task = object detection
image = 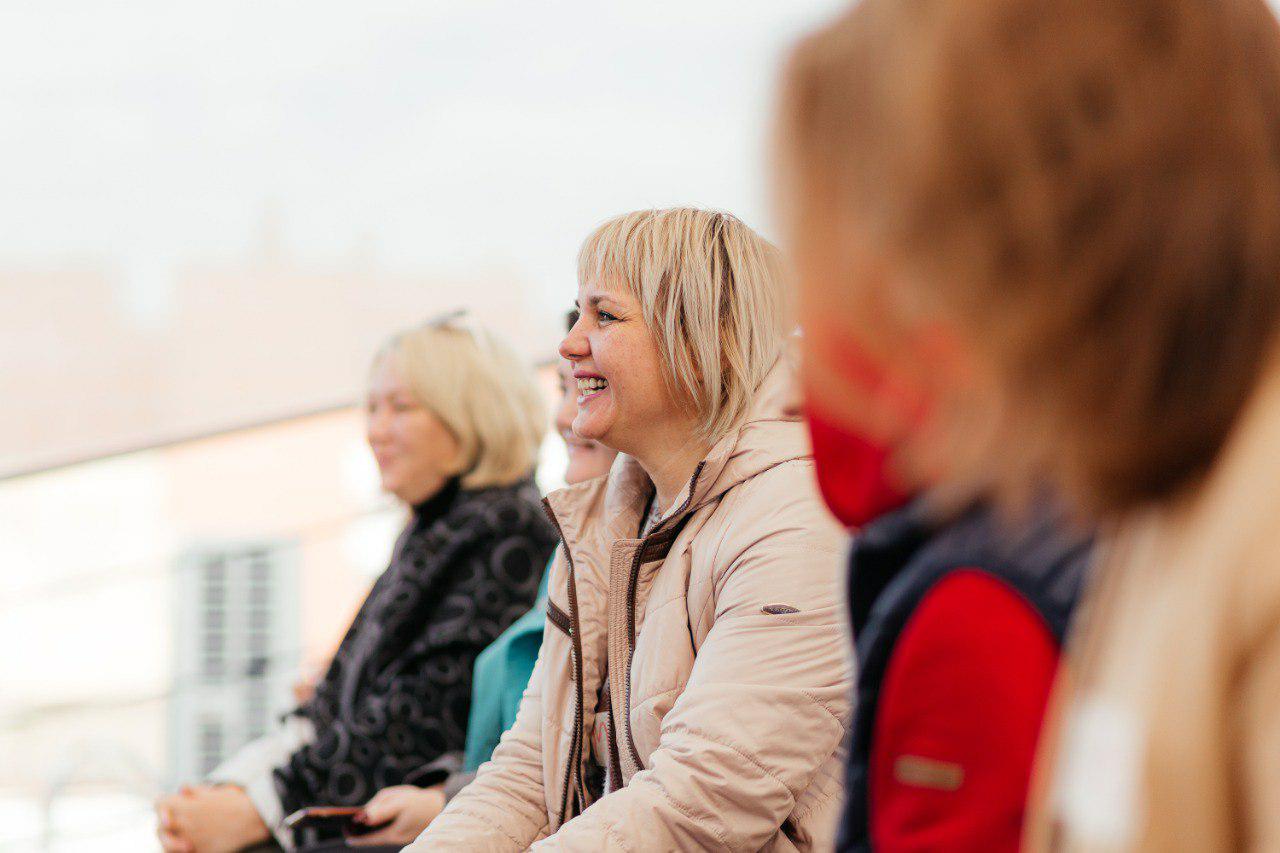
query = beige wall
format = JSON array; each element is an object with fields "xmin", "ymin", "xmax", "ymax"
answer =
[{"xmin": 2, "ymin": 249, "xmax": 558, "ymax": 480}]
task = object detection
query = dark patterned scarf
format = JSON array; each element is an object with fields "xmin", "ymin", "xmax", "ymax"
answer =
[{"xmin": 273, "ymin": 475, "xmax": 557, "ymax": 820}]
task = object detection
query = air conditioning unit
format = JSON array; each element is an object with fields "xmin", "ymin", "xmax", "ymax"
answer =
[{"xmin": 167, "ymin": 541, "xmax": 299, "ymax": 785}]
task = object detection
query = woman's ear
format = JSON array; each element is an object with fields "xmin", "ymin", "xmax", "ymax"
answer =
[{"xmin": 779, "ymin": 338, "xmax": 805, "ymax": 420}]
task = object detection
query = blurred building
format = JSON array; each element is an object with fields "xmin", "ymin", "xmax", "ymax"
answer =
[
  {"xmin": 0, "ymin": 262, "xmax": 164, "ymax": 477},
  {"xmin": 0, "ymin": 223, "xmax": 558, "ymax": 481}
]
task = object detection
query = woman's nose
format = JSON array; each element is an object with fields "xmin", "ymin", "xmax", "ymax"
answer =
[
  {"xmin": 367, "ymin": 408, "xmax": 391, "ymax": 441},
  {"xmin": 559, "ymin": 322, "xmax": 588, "ymax": 361}
]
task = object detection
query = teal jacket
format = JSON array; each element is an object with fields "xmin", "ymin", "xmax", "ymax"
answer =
[{"xmin": 463, "ymin": 562, "xmax": 550, "ymax": 771}]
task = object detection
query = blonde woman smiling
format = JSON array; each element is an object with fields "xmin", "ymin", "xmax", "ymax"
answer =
[{"xmin": 409, "ymin": 208, "xmax": 851, "ymax": 851}]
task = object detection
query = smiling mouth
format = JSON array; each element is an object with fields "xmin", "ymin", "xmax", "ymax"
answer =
[{"xmin": 576, "ymin": 376, "xmax": 609, "ymax": 403}]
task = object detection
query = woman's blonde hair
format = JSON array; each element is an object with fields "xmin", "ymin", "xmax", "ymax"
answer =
[
  {"xmin": 373, "ymin": 317, "xmax": 546, "ymax": 489},
  {"xmin": 577, "ymin": 207, "xmax": 786, "ymax": 444},
  {"xmin": 777, "ymin": 0, "xmax": 1280, "ymax": 517}
]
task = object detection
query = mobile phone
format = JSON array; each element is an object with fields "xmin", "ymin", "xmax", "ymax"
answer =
[{"xmin": 283, "ymin": 805, "xmax": 386, "ymax": 838}]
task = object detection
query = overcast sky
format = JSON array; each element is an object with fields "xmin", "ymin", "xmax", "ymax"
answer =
[{"xmin": 0, "ymin": 0, "xmax": 844, "ymax": 326}]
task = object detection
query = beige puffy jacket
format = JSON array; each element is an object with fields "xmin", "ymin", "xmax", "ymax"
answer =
[
  {"xmin": 407, "ymin": 366, "xmax": 852, "ymax": 851},
  {"xmin": 1025, "ymin": 358, "xmax": 1280, "ymax": 851}
]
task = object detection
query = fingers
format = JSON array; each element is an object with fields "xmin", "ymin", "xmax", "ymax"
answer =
[
  {"xmin": 358, "ymin": 795, "xmax": 401, "ymax": 826},
  {"xmin": 155, "ymin": 819, "xmax": 193, "ymax": 853},
  {"xmin": 351, "ymin": 785, "xmax": 443, "ymax": 847},
  {"xmin": 155, "ymin": 798, "xmax": 177, "ymax": 833},
  {"xmin": 157, "ymin": 828, "xmax": 193, "ymax": 853},
  {"xmin": 347, "ymin": 822, "xmax": 411, "ymax": 848},
  {"xmin": 155, "ymin": 791, "xmax": 196, "ymax": 852},
  {"xmin": 346, "ymin": 830, "xmax": 391, "ymax": 847},
  {"xmin": 360, "ymin": 784, "xmax": 415, "ymax": 825}
]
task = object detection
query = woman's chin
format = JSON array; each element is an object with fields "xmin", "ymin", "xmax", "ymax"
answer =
[
  {"xmin": 380, "ymin": 473, "xmax": 407, "ymax": 500},
  {"xmin": 571, "ymin": 415, "xmax": 609, "ymax": 444}
]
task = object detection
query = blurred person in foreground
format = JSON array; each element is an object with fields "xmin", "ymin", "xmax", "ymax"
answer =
[
  {"xmin": 156, "ymin": 316, "xmax": 558, "ymax": 852},
  {"xmin": 799, "ymin": 378, "xmax": 1092, "ymax": 851},
  {"xmin": 321, "ymin": 314, "xmax": 620, "ymax": 850},
  {"xmin": 776, "ymin": 0, "xmax": 1280, "ymax": 849},
  {"xmin": 774, "ymin": 5, "xmax": 1100, "ymax": 848},
  {"xmin": 408, "ymin": 207, "xmax": 851, "ymax": 851}
]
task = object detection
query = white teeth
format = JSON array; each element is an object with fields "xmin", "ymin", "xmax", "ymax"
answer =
[{"xmin": 577, "ymin": 377, "xmax": 608, "ymax": 394}]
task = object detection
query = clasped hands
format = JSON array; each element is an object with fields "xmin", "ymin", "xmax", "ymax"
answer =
[{"xmin": 155, "ymin": 783, "xmax": 446, "ymax": 851}]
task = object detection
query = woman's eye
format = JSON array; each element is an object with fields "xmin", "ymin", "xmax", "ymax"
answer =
[{"xmin": 598, "ymin": 310, "xmax": 618, "ymax": 324}]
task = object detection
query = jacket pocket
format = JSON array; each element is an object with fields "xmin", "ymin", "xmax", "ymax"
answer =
[{"xmin": 546, "ymin": 598, "xmax": 573, "ymax": 637}]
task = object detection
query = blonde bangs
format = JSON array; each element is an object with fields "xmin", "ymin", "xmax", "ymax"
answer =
[{"xmin": 577, "ymin": 208, "xmax": 786, "ymax": 444}]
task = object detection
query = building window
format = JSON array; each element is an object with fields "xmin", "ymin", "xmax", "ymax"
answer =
[{"xmin": 167, "ymin": 541, "xmax": 298, "ymax": 784}]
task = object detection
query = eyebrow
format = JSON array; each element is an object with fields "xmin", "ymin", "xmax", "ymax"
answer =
[{"xmin": 572, "ymin": 295, "xmax": 610, "ymax": 310}]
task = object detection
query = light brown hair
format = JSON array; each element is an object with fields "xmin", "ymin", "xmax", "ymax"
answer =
[
  {"xmin": 374, "ymin": 317, "xmax": 546, "ymax": 489},
  {"xmin": 777, "ymin": 0, "xmax": 1280, "ymax": 516},
  {"xmin": 578, "ymin": 208, "xmax": 787, "ymax": 444}
]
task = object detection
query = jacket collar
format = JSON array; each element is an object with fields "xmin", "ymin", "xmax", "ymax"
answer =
[{"xmin": 545, "ymin": 358, "xmax": 811, "ymax": 558}]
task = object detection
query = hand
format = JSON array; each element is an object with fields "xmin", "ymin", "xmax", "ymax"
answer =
[
  {"xmin": 348, "ymin": 784, "xmax": 447, "ymax": 847},
  {"xmin": 292, "ymin": 656, "xmax": 331, "ymax": 705},
  {"xmin": 155, "ymin": 792, "xmax": 193, "ymax": 853},
  {"xmin": 154, "ymin": 784, "xmax": 270, "ymax": 853},
  {"xmin": 292, "ymin": 667, "xmax": 320, "ymax": 705}
]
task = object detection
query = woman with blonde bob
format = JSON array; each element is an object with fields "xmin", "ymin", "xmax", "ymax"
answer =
[
  {"xmin": 409, "ymin": 208, "xmax": 851, "ymax": 851},
  {"xmin": 157, "ymin": 315, "xmax": 558, "ymax": 852},
  {"xmin": 777, "ymin": 0, "xmax": 1280, "ymax": 849}
]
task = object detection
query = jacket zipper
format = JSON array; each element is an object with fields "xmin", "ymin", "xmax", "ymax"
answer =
[
  {"xmin": 542, "ymin": 500, "xmax": 587, "ymax": 825},
  {"xmin": 545, "ymin": 598, "xmax": 572, "ymax": 636},
  {"xmin": 621, "ymin": 461, "xmax": 705, "ymax": 773}
]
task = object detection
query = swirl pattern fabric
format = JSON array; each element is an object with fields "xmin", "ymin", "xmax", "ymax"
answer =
[{"xmin": 272, "ymin": 476, "xmax": 557, "ymax": 823}]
